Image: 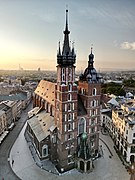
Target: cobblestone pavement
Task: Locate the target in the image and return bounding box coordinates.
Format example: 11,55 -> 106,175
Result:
10,124 -> 130,180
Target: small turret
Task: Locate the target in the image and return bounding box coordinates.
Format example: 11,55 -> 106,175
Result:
80,46 -> 102,83
57,41 -> 61,56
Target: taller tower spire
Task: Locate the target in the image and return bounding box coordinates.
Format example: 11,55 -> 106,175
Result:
62,9 -> 70,55
57,9 -> 76,65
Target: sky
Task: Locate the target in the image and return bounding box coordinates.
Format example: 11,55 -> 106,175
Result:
0,0 -> 135,71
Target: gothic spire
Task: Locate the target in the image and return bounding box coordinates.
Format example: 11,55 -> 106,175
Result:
62,9 -> 70,56
57,9 -> 76,66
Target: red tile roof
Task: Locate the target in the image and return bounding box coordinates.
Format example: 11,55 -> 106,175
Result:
35,80 -> 55,106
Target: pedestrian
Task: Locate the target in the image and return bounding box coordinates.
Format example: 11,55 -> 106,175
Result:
12,159 -> 14,166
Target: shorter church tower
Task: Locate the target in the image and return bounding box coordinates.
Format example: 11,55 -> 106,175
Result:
77,48 -> 101,172
55,9 -> 78,172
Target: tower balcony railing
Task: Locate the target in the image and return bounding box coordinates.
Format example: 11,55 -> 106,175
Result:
57,56 -> 76,65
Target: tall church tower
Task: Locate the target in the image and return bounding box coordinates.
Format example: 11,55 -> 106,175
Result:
55,9 -> 78,172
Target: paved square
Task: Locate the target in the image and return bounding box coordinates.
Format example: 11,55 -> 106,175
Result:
10,124 -> 130,180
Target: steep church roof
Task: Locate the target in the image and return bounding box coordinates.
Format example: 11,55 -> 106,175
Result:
34,80 -> 55,106
27,110 -> 55,142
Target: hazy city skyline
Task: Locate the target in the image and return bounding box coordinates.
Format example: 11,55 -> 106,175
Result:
0,0 -> 135,71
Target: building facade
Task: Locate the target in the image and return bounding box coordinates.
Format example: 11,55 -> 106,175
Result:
101,98 -> 135,165
27,9 -> 101,173
112,108 -> 135,164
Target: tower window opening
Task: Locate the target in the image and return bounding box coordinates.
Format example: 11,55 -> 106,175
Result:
93,88 -> 97,96
68,113 -> 72,121
62,75 -> 65,81
78,117 -> 86,135
68,84 -> 72,91
68,149 -> 71,155
68,123 -> 72,131
68,93 -> 72,101
68,103 -> 71,111
62,68 -> 65,74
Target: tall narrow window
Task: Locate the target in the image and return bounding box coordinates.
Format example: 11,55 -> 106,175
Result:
62,68 -> 65,74
93,88 -> 97,96
68,113 -> 72,121
78,118 -> 86,135
68,103 -> 71,111
68,149 -> 71,155
69,74 -> 72,81
62,75 -> 65,81
42,145 -> 48,157
65,104 -> 67,111
68,123 -> 72,131
68,84 -> 72,91
68,94 -> 72,101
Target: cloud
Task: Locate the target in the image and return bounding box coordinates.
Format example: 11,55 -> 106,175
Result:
120,42 -> 135,50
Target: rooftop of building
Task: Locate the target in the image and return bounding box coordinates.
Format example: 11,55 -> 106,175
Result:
0,92 -> 27,102
113,107 -> 135,125
27,110 -> 55,142
0,109 -> 5,116
34,80 -> 55,106
28,107 -> 41,119
0,103 -> 10,111
101,109 -> 112,119
2,100 -> 16,107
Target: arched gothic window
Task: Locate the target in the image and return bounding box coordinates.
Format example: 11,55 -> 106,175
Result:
68,113 -> 72,121
62,68 -> 65,74
68,84 -> 72,91
42,144 -> 48,157
93,88 -> 97,96
62,75 -> 65,81
68,123 -> 72,131
68,93 -> 72,101
69,74 -> 72,81
78,117 -> 86,135
68,103 -> 71,111
92,100 -> 96,107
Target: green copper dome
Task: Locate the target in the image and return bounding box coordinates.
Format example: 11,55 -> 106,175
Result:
81,133 -> 87,140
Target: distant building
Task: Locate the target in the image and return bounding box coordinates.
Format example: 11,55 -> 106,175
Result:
3,101 -> 18,122
0,109 -> 8,144
26,9 -> 102,173
0,110 -> 7,134
38,67 -> 41,72
0,103 -> 12,127
0,91 -> 32,109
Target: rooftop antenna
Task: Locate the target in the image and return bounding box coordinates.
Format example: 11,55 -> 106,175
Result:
91,44 -> 93,53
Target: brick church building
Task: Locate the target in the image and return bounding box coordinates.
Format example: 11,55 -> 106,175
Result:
26,9 -> 102,173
